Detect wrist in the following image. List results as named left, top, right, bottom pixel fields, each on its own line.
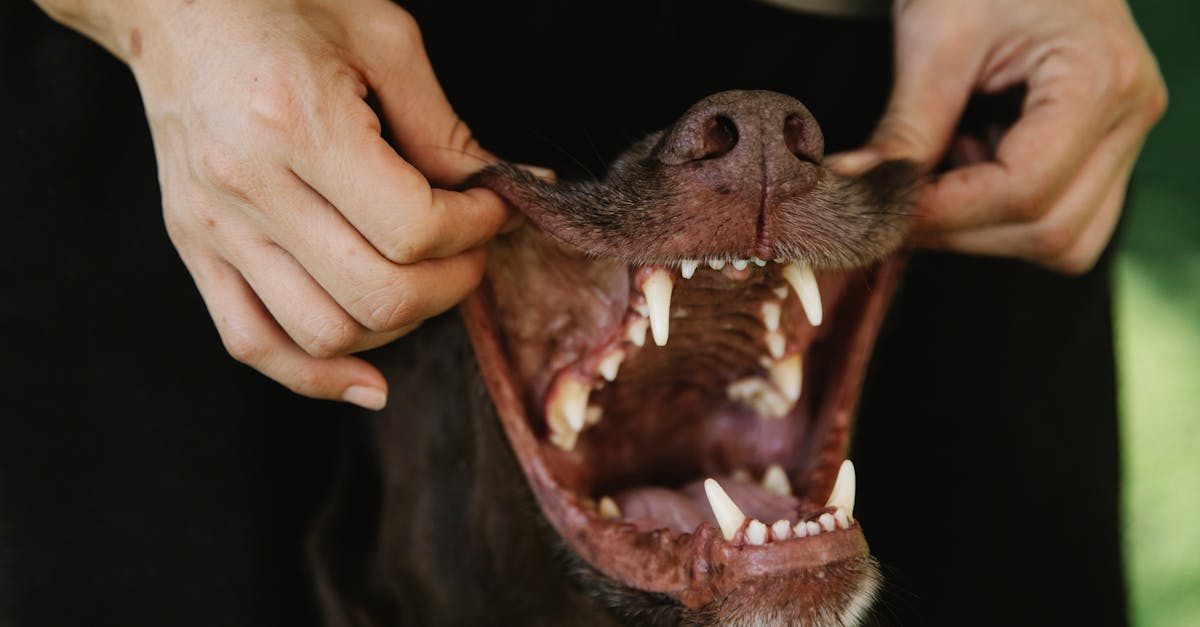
left=34, top=0, right=155, bottom=63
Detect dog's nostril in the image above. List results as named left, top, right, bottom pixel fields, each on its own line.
left=699, top=115, right=739, bottom=160
left=784, top=114, right=819, bottom=163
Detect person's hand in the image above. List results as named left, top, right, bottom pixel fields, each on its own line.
left=38, top=0, right=513, bottom=409
left=832, top=0, right=1166, bottom=274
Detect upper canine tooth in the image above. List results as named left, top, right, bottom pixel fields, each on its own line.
left=643, top=269, right=674, bottom=347
left=761, top=463, right=792, bottom=497
left=704, top=478, right=747, bottom=541
left=825, top=459, right=857, bottom=519
left=597, top=348, right=625, bottom=382
left=708, top=259, right=727, bottom=270
left=732, top=259, right=749, bottom=271
left=782, top=262, right=823, bottom=327
left=761, top=301, right=782, bottom=333
left=768, top=354, right=802, bottom=402
left=680, top=259, right=700, bottom=279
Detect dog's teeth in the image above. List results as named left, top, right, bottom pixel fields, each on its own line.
left=585, top=404, right=603, bottom=426
left=793, top=521, right=809, bottom=538
left=548, top=376, right=590, bottom=436
left=727, top=377, right=791, bottom=419
left=825, top=459, right=856, bottom=520
left=704, top=479, right=747, bottom=542
left=765, top=331, right=786, bottom=359
left=597, top=348, right=625, bottom=382
left=768, top=353, right=802, bottom=403
left=761, top=301, right=782, bottom=333
left=773, top=286, right=789, bottom=300
left=598, top=496, right=621, bottom=520
left=680, top=259, right=699, bottom=279
left=643, top=269, right=674, bottom=347
left=761, top=463, right=792, bottom=497
left=745, top=519, right=768, bottom=545
left=708, top=259, right=727, bottom=270
left=806, top=520, right=822, bottom=536
left=752, top=257, right=767, bottom=267
left=732, top=259, right=749, bottom=271
left=819, top=512, right=837, bottom=532
left=834, top=508, right=851, bottom=529
left=626, top=316, right=649, bottom=347
left=782, top=262, right=822, bottom=327
left=771, top=519, right=792, bottom=541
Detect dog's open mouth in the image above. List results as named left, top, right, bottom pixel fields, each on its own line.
left=462, top=91, right=921, bottom=624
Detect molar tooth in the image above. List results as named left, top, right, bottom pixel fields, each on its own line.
left=708, top=259, right=726, bottom=270
left=731, top=468, right=752, bottom=483
left=834, top=508, right=851, bottom=529
left=824, top=459, right=857, bottom=520
left=773, top=286, right=789, bottom=300
left=680, top=259, right=700, bottom=279
left=819, top=512, right=837, bottom=532
left=643, top=269, right=674, bottom=347
left=599, top=496, right=622, bottom=520
left=597, top=348, right=625, bottom=382
left=768, top=353, right=803, bottom=403
left=626, top=317, right=649, bottom=347
left=751, top=257, right=767, bottom=267
left=585, top=404, right=603, bottom=426
left=761, top=301, right=782, bottom=333
left=765, top=331, right=786, bottom=359
left=548, top=376, right=590, bottom=437
left=805, top=520, right=822, bottom=536
left=761, top=463, right=792, bottom=497
left=793, top=521, right=809, bottom=538
left=703, top=479, right=747, bottom=542
left=727, top=377, right=791, bottom=419
left=782, top=262, right=823, bottom=327
left=745, top=519, right=768, bottom=546
left=771, top=519, right=792, bottom=541
left=732, top=259, right=749, bottom=271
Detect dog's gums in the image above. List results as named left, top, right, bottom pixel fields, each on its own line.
left=462, top=90, right=923, bottom=626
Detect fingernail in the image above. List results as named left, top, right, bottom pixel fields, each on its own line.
left=828, top=150, right=883, bottom=176
left=501, top=212, right=526, bottom=234
left=515, top=163, right=557, bottom=182
left=343, top=385, right=387, bottom=411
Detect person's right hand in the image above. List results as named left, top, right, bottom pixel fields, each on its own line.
left=38, top=0, right=513, bottom=409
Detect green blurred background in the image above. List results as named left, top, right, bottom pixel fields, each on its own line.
left=1119, top=2, right=1200, bottom=626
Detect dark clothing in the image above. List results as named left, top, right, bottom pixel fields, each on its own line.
left=0, top=1, right=1126, bottom=625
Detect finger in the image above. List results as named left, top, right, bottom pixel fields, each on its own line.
left=914, top=69, right=1118, bottom=232
left=349, top=4, right=494, bottom=186
left=289, top=104, right=512, bottom=264
left=1046, top=167, right=1129, bottom=275
left=187, top=253, right=390, bottom=409
left=227, top=235, right=414, bottom=357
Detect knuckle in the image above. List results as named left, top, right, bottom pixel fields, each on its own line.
left=285, top=363, right=328, bottom=398
left=1025, top=222, right=1075, bottom=261
left=382, top=232, right=433, bottom=265
left=356, top=287, right=421, bottom=333
left=301, top=316, right=361, bottom=358
left=192, top=140, right=255, bottom=200
left=221, top=326, right=269, bottom=367
left=247, top=73, right=306, bottom=133
left=1048, top=253, right=1095, bottom=277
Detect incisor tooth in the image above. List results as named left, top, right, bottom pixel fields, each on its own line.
left=768, top=353, right=802, bottom=403
left=643, top=269, right=674, bottom=347
left=793, top=521, right=809, bottom=537
left=834, top=508, right=850, bottom=529
left=805, top=520, right=822, bottom=536
left=782, top=262, right=823, bottom=327
left=548, top=376, right=590, bottom=437
left=765, top=331, right=786, bottom=359
left=752, top=257, right=767, bottom=267
left=597, top=348, right=625, bottom=382
left=599, top=496, right=621, bottom=520
left=761, top=463, right=792, bottom=497
left=704, top=479, right=747, bottom=542
left=819, top=512, right=837, bottom=532
left=732, top=259, right=749, bottom=271
left=745, top=520, right=768, bottom=545
left=680, top=259, right=699, bottom=279
left=708, top=259, right=727, bottom=270
left=761, top=301, right=782, bottom=333
left=771, top=519, right=792, bottom=541
left=626, top=316, right=649, bottom=347
left=825, top=459, right=857, bottom=520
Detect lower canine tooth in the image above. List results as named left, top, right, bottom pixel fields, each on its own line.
left=771, top=519, right=792, bottom=541
left=825, top=459, right=857, bottom=520
left=782, top=262, right=823, bottom=327
left=643, top=269, right=674, bottom=347
left=703, top=479, right=747, bottom=542
left=768, top=354, right=803, bottom=403
left=761, top=464, right=792, bottom=497
left=680, top=259, right=699, bottom=279
left=599, top=496, right=621, bottom=520
left=745, top=520, right=768, bottom=545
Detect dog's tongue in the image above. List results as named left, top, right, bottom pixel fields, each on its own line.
left=612, top=475, right=800, bottom=534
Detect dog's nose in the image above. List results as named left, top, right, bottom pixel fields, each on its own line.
left=654, top=90, right=824, bottom=167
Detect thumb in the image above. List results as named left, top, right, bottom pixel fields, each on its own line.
left=834, top=14, right=983, bottom=175
left=355, top=8, right=496, bottom=187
